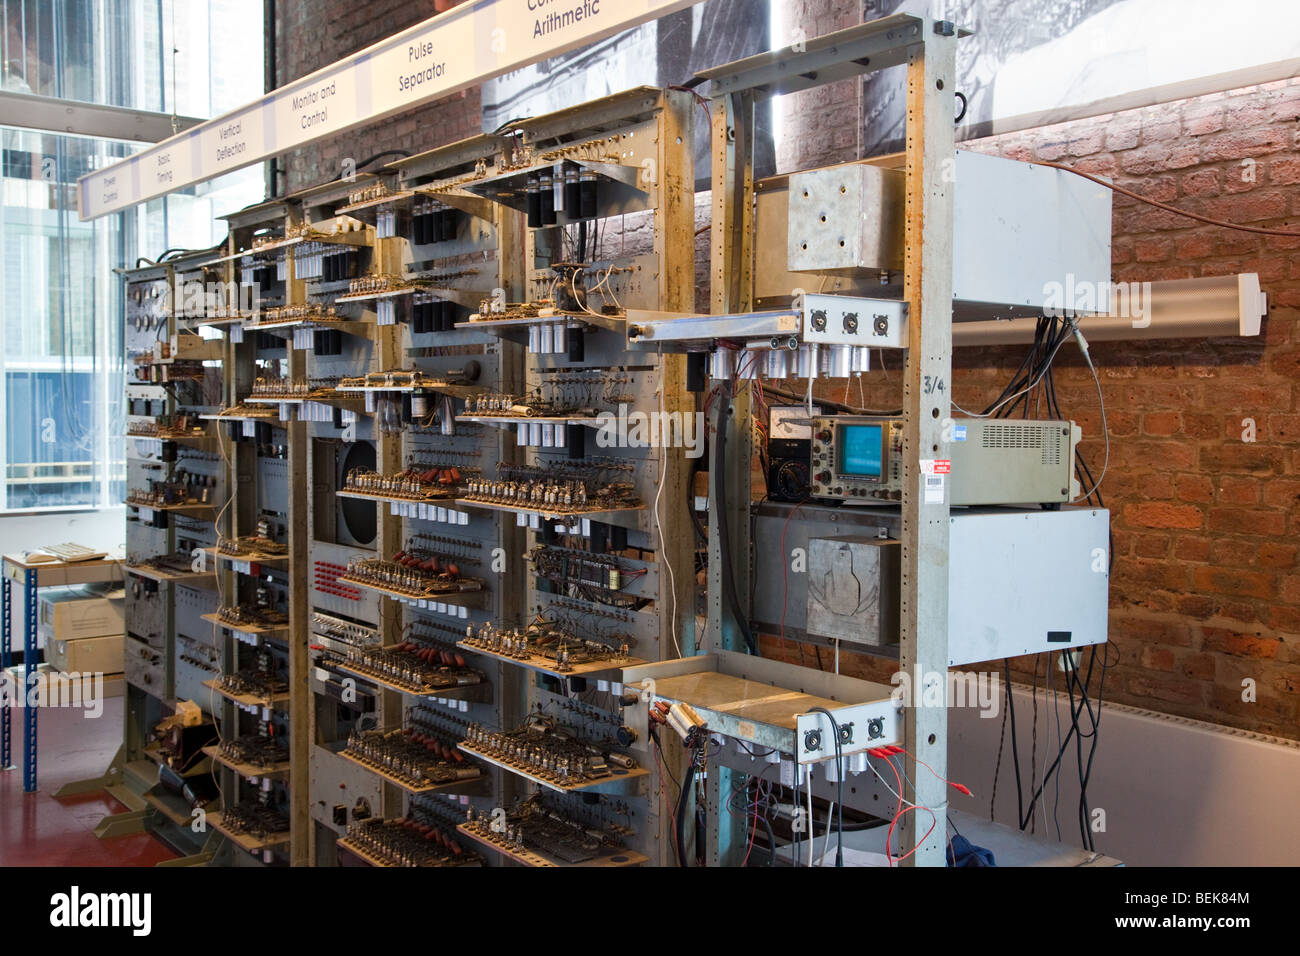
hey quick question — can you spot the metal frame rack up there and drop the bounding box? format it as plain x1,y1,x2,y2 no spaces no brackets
63,250,234,862
296,134,522,868
440,88,698,867
88,11,1122,870
624,14,964,866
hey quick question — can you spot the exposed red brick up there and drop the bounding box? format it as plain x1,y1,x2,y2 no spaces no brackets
1124,502,1203,529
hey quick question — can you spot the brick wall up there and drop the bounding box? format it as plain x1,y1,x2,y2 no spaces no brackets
767,76,1300,740
274,1,1300,738
274,0,479,193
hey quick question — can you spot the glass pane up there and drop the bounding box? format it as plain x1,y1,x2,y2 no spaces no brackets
0,126,263,512
2,0,263,115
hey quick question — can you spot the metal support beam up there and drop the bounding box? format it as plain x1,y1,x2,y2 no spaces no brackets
0,90,202,143
1,576,10,770
899,22,958,867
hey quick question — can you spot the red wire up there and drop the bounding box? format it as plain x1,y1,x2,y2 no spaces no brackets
741,781,759,866
887,805,938,865
892,745,973,797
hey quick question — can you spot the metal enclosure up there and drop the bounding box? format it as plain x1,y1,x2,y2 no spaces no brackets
765,149,1113,319
945,507,1110,665
787,164,905,274
805,536,900,647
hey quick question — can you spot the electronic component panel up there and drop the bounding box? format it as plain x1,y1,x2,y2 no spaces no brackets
809,415,1081,507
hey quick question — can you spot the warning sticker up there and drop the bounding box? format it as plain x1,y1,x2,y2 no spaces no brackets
919,458,952,475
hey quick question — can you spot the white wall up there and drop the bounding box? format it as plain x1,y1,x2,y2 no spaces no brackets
947,685,1300,866
0,508,125,655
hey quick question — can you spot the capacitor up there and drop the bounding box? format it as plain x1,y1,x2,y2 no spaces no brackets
579,170,598,219
539,171,556,225
851,345,872,373
764,348,790,379
439,206,457,242
708,348,735,381
567,325,585,362
412,392,429,417
607,567,621,590
825,343,852,378
526,177,542,229
795,344,819,379
564,166,581,216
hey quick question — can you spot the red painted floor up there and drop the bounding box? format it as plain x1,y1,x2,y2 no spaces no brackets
0,697,178,866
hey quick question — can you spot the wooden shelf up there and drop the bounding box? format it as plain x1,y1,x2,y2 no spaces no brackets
336,574,486,610
457,641,643,681
201,745,290,782
201,678,290,710
455,497,644,523
335,834,484,868
456,742,647,794
336,749,486,795
456,414,605,427
333,660,491,703
200,613,288,641
208,810,290,854
334,488,459,506
126,500,218,517
456,822,647,868
203,546,290,569
126,564,218,587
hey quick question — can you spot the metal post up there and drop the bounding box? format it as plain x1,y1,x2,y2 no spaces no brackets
705,89,756,866
899,21,957,867
23,567,38,791
2,574,11,769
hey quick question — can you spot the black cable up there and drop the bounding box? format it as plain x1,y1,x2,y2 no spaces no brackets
1064,651,1088,848
1029,654,1040,834
1019,656,1096,831
990,673,1008,821
761,383,900,416
807,706,844,866
674,739,703,868
340,150,411,178
1080,645,1113,852
1004,660,1024,828
761,813,776,867
674,760,695,866
713,382,757,654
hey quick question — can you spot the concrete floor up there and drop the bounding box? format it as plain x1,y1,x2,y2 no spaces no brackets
0,696,178,865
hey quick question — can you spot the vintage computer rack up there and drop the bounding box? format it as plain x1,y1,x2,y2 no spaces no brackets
290,136,524,868
111,250,231,862
187,197,304,865
400,89,697,867
623,15,980,867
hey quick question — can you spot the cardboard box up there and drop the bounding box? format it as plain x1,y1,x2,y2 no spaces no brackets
38,586,125,641
47,633,125,674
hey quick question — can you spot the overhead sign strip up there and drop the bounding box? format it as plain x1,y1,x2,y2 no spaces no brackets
77,0,700,220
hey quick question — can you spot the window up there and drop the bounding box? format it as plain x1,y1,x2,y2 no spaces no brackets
1,0,264,512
